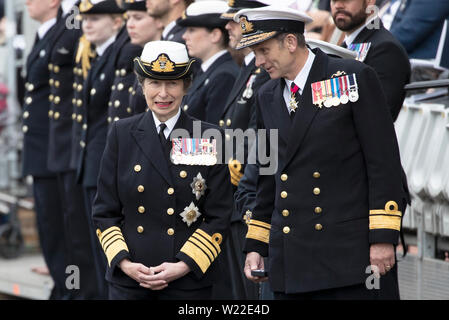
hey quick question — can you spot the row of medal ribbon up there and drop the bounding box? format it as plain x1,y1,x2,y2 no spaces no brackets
171,138,218,166
311,73,360,108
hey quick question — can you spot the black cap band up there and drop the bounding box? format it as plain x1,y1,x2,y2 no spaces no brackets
122,2,147,11
178,13,227,29
244,19,305,35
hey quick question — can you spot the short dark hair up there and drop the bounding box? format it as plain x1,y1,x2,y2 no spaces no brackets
136,73,193,91
275,32,306,49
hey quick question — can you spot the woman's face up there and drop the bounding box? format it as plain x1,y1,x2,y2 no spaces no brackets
143,78,186,122
182,27,214,60
82,14,120,46
126,10,162,47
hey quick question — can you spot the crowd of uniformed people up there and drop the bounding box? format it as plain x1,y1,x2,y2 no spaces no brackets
10,0,438,300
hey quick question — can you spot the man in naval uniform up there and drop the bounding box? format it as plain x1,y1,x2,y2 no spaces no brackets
22,0,67,300
47,0,99,299
331,0,410,121
235,5,408,299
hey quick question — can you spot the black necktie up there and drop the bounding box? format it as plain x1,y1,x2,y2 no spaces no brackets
341,41,348,49
159,123,167,145
289,82,300,121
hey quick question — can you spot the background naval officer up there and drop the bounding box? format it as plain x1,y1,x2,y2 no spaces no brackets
93,41,233,299
124,0,163,115
76,0,128,299
47,0,99,299
213,0,271,300
331,0,410,121
235,5,408,299
179,0,239,125
22,0,67,300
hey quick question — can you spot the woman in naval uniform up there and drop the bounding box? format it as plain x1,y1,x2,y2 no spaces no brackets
93,40,233,300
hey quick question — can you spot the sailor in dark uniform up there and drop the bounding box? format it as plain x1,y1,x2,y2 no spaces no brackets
47,0,99,299
234,6,407,299
124,0,163,115
146,0,193,42
93,41,233,300
76,0,127,298
179,1,239,125
106,6,142,126
207,0,270,300
331,0,411,121
22,0,67,300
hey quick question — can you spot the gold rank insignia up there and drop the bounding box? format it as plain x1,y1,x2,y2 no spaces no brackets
79,0,93,12
228,0,235,6
240,16,254,34
151,54,175,73
331,70,347,78
190,172,207,200
180,202,202,227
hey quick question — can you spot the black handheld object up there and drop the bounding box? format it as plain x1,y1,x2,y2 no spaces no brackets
251,269,268,277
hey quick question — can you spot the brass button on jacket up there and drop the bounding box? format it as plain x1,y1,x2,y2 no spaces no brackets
315,207,322,214
134,165,142,172
281,174,288,181
313,188,320,195
283,226,290,234
315,224,323,231
282,209,289,217
167,228,174,236
180,171,187,178
137,185,144,193
137,226,144,233
167,188,174,195
167,208,174,216
138,206,145,214
313,172,321,179
281,191,288,199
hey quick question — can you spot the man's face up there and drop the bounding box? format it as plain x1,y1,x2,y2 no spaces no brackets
146,0,171,18
331,0,369,32
225,20,242,49
251,37,293,79
26,0,53,22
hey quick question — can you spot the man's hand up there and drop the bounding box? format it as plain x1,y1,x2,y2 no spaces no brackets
370,243,395,276
244,252,268,283
138,261,190,290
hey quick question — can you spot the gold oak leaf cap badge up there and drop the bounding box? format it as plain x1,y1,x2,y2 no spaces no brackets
151,54,175,73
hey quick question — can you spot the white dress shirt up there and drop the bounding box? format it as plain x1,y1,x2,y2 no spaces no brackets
201,50,227,72
37,18,57,39
282,49,315,114
152,108,181,139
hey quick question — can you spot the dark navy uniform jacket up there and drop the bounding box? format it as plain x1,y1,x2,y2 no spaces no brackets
219,58,270,133
161,19,186,43
47,13,82,173
129,78,147,115
76,27,132,187
22,20,59,177
183,52,239,125
93,110,233,290
107,34,141,125
245,48,408,294
70,36,90,172
345,22,410,121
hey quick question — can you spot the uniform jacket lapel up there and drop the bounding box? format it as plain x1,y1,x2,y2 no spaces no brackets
283,49,328,169
260,80,291,149
221,60,255,116
131,111,174,185
26,25,56,71
353,21,384,44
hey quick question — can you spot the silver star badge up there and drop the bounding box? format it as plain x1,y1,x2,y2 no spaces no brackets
190,172,207,200
180,202,201,227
